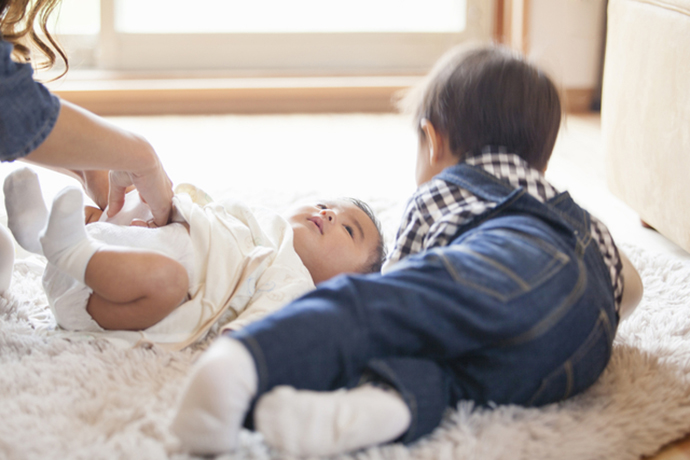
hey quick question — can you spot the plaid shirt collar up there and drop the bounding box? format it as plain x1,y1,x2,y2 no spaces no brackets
384,149,558,269
464,147,558,203
385,148,623,309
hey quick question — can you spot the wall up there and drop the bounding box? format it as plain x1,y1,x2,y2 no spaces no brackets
527,0,607,110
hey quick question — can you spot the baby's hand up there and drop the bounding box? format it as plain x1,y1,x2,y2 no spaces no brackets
129,218,190,233
130,218,159,228
84,206,104,224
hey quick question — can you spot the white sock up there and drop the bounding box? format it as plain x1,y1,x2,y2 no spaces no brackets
171,337,258,455
255,383,411,457
39,187,103,284
3,167,48,255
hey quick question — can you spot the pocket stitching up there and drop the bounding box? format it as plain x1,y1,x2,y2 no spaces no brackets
440,238,570,303
527,309,610,406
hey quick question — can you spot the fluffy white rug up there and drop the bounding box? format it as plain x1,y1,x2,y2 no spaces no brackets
2,229,690,459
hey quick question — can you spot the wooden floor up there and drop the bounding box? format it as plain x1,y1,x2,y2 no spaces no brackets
647,437,690,460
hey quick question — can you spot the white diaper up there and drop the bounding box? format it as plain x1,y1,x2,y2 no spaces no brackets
44,221,195,332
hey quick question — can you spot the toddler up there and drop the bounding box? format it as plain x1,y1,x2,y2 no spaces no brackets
171,45,644,455
3,168,385,350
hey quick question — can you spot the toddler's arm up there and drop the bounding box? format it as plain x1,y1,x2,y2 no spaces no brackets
618,250,643,321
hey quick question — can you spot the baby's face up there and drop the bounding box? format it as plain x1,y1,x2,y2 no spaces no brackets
286,199,379,284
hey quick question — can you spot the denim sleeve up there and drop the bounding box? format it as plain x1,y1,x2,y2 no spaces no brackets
0,39,61,162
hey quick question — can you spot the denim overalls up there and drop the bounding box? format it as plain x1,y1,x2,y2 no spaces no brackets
232,162,619,443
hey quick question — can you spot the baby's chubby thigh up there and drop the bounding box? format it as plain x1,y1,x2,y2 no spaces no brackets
44,221,196,331
86,221,196,287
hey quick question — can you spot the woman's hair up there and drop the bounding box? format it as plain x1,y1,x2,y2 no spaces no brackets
1,0,68,76
401,44,562,172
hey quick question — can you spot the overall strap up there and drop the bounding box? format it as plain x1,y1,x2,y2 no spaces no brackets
437,163,518,202
438,162,589,239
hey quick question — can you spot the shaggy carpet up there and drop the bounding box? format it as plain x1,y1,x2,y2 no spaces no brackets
2,232,690,459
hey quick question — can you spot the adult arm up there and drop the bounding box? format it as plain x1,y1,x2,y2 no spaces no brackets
23,100,173,226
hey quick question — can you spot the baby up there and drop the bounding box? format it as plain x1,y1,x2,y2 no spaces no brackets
3,168,385,350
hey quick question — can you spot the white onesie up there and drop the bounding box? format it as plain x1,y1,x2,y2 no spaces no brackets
44,186,315,351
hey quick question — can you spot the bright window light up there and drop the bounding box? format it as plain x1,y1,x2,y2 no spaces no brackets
115,0,467,34
50,0,100,35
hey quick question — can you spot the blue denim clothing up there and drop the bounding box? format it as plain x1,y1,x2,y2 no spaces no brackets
0,39,61,161
231,162,618,444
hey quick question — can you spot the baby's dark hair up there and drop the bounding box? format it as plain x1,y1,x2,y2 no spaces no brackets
347,197,387,274
405,44,561,171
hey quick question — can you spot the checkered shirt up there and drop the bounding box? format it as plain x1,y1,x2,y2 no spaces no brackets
384,149,624,308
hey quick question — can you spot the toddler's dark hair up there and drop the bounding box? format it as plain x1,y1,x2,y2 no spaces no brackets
347,198,386,274
405,45,561,171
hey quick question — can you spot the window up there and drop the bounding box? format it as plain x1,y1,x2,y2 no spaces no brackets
53,0,493,74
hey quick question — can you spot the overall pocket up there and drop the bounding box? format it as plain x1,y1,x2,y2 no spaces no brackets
527,309,614,406
438,228,571,303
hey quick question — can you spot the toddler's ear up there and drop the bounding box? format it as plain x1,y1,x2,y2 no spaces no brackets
420,119,439,164
421,119,455,167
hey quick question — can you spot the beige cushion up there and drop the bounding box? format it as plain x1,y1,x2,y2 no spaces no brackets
602,0,690,252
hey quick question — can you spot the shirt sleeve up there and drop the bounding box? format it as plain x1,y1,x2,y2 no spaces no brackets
382,195,429,273
589,214,624,308
0,39,61,161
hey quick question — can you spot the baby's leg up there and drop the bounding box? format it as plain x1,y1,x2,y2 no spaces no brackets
4,167,48,255
255,384,410,457
41,187,189,330
40,187,104,283
85,247,189,330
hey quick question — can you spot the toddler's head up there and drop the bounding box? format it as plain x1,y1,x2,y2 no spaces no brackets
286,198,385,284
406,44,561,176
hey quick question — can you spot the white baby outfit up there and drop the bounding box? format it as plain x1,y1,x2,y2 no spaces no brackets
44,186,315,351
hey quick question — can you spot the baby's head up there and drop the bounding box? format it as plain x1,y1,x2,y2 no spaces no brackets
286,198,385,284
405,44,561,182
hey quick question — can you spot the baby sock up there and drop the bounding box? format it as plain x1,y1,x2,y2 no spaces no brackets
171,337,258,455
3,167,48,255
255,383,411,457
39,187,104,284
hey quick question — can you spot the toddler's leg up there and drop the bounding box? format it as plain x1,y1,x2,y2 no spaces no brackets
171,337,258,455
39,187,104,284
3,167,48,255
255,384,411,457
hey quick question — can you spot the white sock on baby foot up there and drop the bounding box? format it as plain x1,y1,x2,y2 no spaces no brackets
3,167,48,255
255,383,412,457
171,337,258,455
39,187,104,284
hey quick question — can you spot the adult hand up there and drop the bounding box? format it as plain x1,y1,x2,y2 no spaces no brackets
22,101,175,225
107,158,173,227
79,170,110,210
